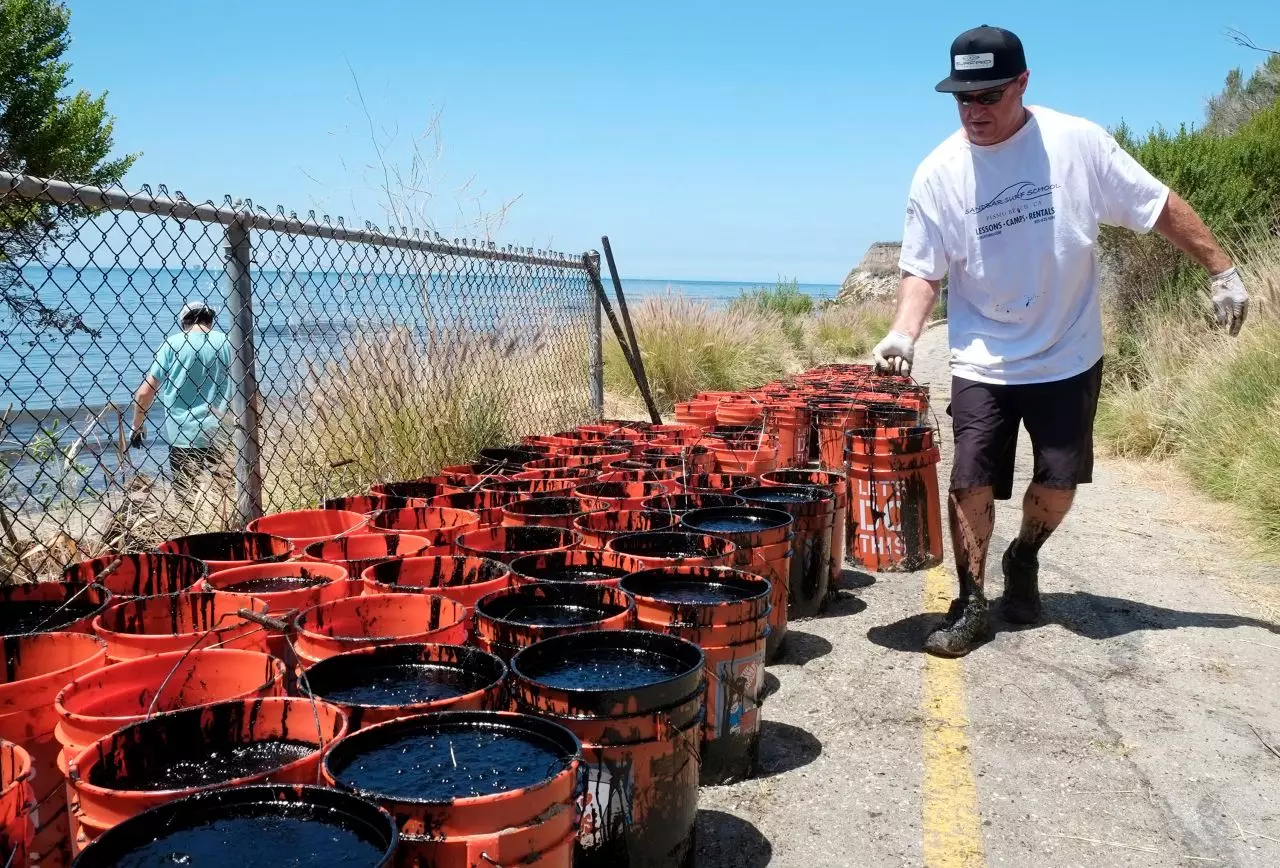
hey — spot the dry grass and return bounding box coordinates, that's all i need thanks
[803,301,895,366]
[262,322,588,510]
[1098,234,1280,552]
[603,291,797,414]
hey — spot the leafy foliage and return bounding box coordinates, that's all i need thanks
[0,0,137,337]
[1101,99,1280,317]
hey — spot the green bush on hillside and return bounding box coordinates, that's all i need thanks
[1101,98,1280,317]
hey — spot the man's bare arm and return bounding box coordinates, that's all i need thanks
[1153,192,1232,274]
[891,273,942,340]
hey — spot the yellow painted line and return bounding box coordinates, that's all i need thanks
[922,565,987,867]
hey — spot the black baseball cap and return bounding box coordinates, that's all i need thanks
[935,25,1027,93]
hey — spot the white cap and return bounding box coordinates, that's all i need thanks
[179,300,214,322]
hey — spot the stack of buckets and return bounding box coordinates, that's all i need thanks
[0,362,942,867]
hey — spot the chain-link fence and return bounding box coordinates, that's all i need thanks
[0,172,602,579]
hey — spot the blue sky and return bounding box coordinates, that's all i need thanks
[64,1,1279,282]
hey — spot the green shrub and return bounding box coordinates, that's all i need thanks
[1102,99,1280,319]
[730,278,815,318]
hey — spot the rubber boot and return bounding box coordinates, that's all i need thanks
[925,586,991,657]
[1000,540,1042,624]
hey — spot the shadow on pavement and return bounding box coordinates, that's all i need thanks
[865,590,1280,654]
[813,591,867,619]
[760,671,781,701]
[696,809,772,867]
[840,567,877,589]
[774,630,833,666]
[755,720,822,778]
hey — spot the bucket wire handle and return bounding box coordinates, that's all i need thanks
[144,608,264,721]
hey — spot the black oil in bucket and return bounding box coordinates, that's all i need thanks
[223,575,327,594]
[71,785,396,868]
[634,580,755,605]
[499,604,614,627]
[0,601,98,634]
[532,648,686,690]
[89,740,316,791]
[328,719,574,801]
[314,663,487,707]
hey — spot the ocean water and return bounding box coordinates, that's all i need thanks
[0,266,836,495]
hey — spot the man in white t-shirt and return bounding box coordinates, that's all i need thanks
[872,25,1250,657]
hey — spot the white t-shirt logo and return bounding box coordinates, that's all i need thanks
[954,53,995,71]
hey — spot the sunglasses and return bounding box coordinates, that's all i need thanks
[953,83,1015,107]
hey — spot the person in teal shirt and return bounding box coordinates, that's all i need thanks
[130,301,233,498]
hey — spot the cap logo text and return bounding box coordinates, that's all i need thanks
[954,53,995,71]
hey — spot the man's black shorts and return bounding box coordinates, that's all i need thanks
[947,359,1104,501]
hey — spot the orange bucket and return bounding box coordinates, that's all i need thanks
[597,469,680,491]
[68,696,347,844]
[321,493,429,514]
[0,632,106,866]
[571,509,678,550]
[304,643,508,730]
[369,479,461,500]
[502,496,603,529]
[761,468,850,603]
[482,477,580,498]
[510,631,701,864]
[157,531,292,573]
[0,581,113,636]
[61,552,207,601]
[605,531,737,570]
[473,584,635,661]
[507,550,644,588]
[573,480,670,511]
[845,446,945,572]
[323,710,581,866]
[0,739,34,866]
[640,491,746,516]
[368,506,481,548]
[54,648,286,769]
[247,508,368,555]
[360,555,512,611]
[92,591,269,664]
[303,532,432,577]
[427,490,511,528]
[292,593,469,666]
[200,561,353,614]
[513,465,602,484]
[455,526,580,566]
[675,472,757,494]
[617,568,770,784]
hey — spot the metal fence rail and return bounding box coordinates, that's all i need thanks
[0,172,601,577]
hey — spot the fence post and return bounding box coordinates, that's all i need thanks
[585,250,605,419]
[225,219,263,523]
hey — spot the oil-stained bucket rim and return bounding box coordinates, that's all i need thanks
[0,582,115,635]
[94,590,266,638]
[304,642,508,711]
[61,551,209,597]
[506,550,635,584]
[606,531,739,559]
[323,709,582,806]
[618,566,772,608]
[292,593,466,643]
[68,696,348,796]
[509,628,705,711]
[54,647,286,727]
[66,783,399,867]
[679,506,795,537]
[156,531,292,564]
[473,583,633,628]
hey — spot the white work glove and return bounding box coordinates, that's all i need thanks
[873,330,915,376]
[1210,266,1249,337]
